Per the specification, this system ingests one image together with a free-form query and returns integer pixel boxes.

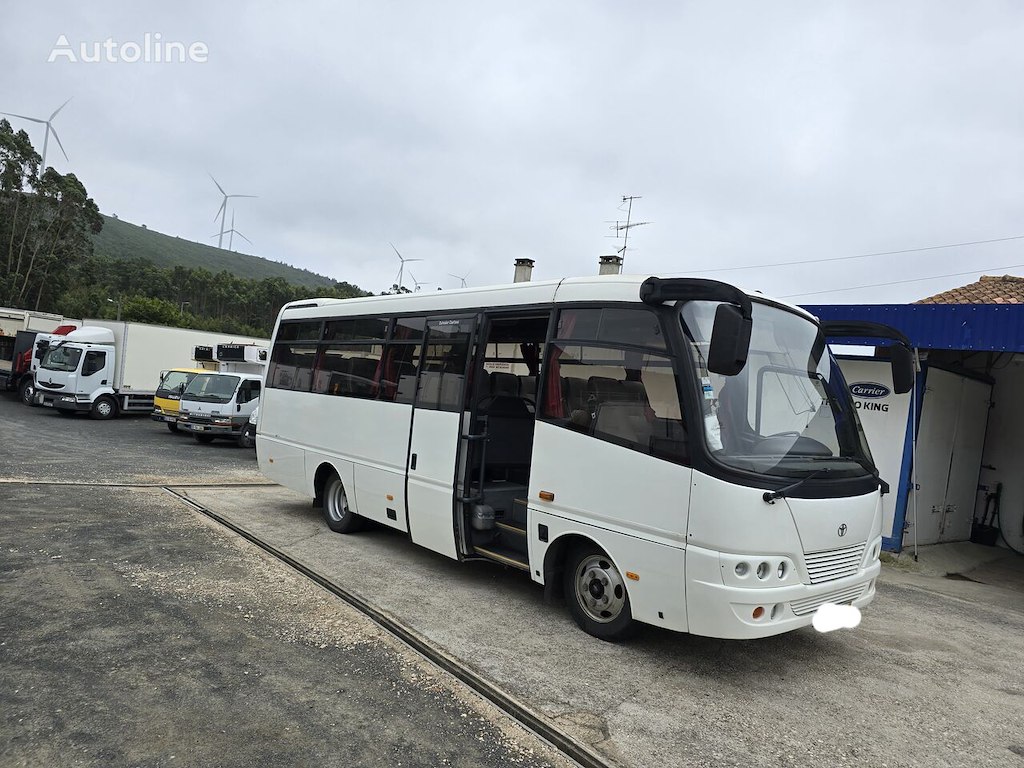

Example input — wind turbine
[448,270,471,288]
[408,271,432,292]
[390,242,422,290]
[1,98,72,177]
[209,211,252,251]
[209,174,256,249]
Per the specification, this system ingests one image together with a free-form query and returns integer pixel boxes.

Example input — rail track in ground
[162,485,615,768]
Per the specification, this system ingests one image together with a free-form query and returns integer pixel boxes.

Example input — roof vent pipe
[513,258,535,283]
[599,255,624,275]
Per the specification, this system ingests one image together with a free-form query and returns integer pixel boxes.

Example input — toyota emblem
[838,524,848,537]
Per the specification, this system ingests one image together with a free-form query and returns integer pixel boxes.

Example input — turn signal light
[386,494,394,501]
[539,491,555,502]
[626,572,639,581]
[752,607,765,620]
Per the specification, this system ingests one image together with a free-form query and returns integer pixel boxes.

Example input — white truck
[0,307,80,403]
[176,344,266,446]
[33,320,268,419]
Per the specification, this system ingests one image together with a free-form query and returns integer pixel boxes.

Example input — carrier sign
[849,382,891,399]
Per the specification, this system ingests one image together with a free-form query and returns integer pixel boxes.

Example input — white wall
[977,361,1024,552]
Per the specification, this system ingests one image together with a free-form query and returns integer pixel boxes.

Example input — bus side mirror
[890,345,915,395]
[708,303,752,376]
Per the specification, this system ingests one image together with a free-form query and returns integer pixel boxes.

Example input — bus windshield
[183,373,240,404]
[41,345,82,373]
[681,300,874,480]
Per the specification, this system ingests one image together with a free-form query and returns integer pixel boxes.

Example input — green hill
[91,215,339,288]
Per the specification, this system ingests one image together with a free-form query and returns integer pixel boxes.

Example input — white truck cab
[34,327,123,418]
[176,343,265,446]
[176,371,262,446]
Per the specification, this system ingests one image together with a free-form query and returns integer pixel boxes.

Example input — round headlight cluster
[734,558,792,583]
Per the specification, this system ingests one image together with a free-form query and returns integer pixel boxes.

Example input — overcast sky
[3,2,1023,302]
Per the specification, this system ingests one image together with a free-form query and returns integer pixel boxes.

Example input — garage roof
[802,303,1024,352]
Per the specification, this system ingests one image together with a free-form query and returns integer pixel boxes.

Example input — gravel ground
[4,394,1024,768]
[0,396,576,768]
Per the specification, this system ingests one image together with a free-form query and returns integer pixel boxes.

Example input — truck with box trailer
[153,344,266,433]
[176,343,266,446]
[33,319,268,419]
[0,307,81,404]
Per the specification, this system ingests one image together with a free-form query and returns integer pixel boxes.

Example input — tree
[0,119,102,309]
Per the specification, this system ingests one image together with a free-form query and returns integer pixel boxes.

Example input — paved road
[4,395,1024,768]
[0,397,575,768]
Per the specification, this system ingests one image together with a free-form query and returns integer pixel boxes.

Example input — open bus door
[405,315,477,559]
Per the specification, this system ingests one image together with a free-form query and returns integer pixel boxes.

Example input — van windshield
[182,373,240,404]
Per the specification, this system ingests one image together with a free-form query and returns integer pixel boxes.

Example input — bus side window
[541,342,689,465]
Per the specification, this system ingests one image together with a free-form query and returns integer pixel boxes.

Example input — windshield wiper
[762,469,830,505]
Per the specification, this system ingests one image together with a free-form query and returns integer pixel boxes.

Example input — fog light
[735,562,749,577]
[752,606,765,620]
[756,561,770,580]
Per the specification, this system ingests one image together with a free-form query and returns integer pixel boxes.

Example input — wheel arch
[542,532,608,604]
[312,461,341,508]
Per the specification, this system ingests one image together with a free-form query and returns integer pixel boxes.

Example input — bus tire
[563,544,637,642]
[18,378,36,406]
[322,472,363,534]
[194,434,215,444]
[90,396,118,420]
[167,422,179,433]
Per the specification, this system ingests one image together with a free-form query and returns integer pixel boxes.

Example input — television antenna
[1,98,72,177]
[605,195,650,269]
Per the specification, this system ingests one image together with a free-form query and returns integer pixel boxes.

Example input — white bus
[257,275,913,641]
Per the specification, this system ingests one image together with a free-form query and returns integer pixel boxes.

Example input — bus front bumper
[685,545,881,640]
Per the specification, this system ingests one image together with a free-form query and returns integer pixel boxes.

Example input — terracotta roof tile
[915,274,1024,304]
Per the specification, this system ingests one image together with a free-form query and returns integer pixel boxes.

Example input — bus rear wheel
[322,472,363,534]
[563,545,637,642]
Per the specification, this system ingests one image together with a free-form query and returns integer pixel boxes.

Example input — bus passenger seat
[489,371,520,397]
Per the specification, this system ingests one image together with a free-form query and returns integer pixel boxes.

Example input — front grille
[187,414,212,425]
[790,583,868,616]
[804,543,865,584]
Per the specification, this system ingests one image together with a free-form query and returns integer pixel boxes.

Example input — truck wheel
[194,434,215,444]
[166,422,179,433]
[19,378,36,406]
[90,396,118,420]
[238,426,255,449]
[563,544,637,642]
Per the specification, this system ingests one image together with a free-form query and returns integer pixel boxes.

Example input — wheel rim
[325,479,349,524]
[21,384,33,404]
[96,401,112,417]
[574,554,626,623]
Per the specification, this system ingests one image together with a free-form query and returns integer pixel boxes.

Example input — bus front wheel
[322,473,364,534]
[563,545,637,642]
